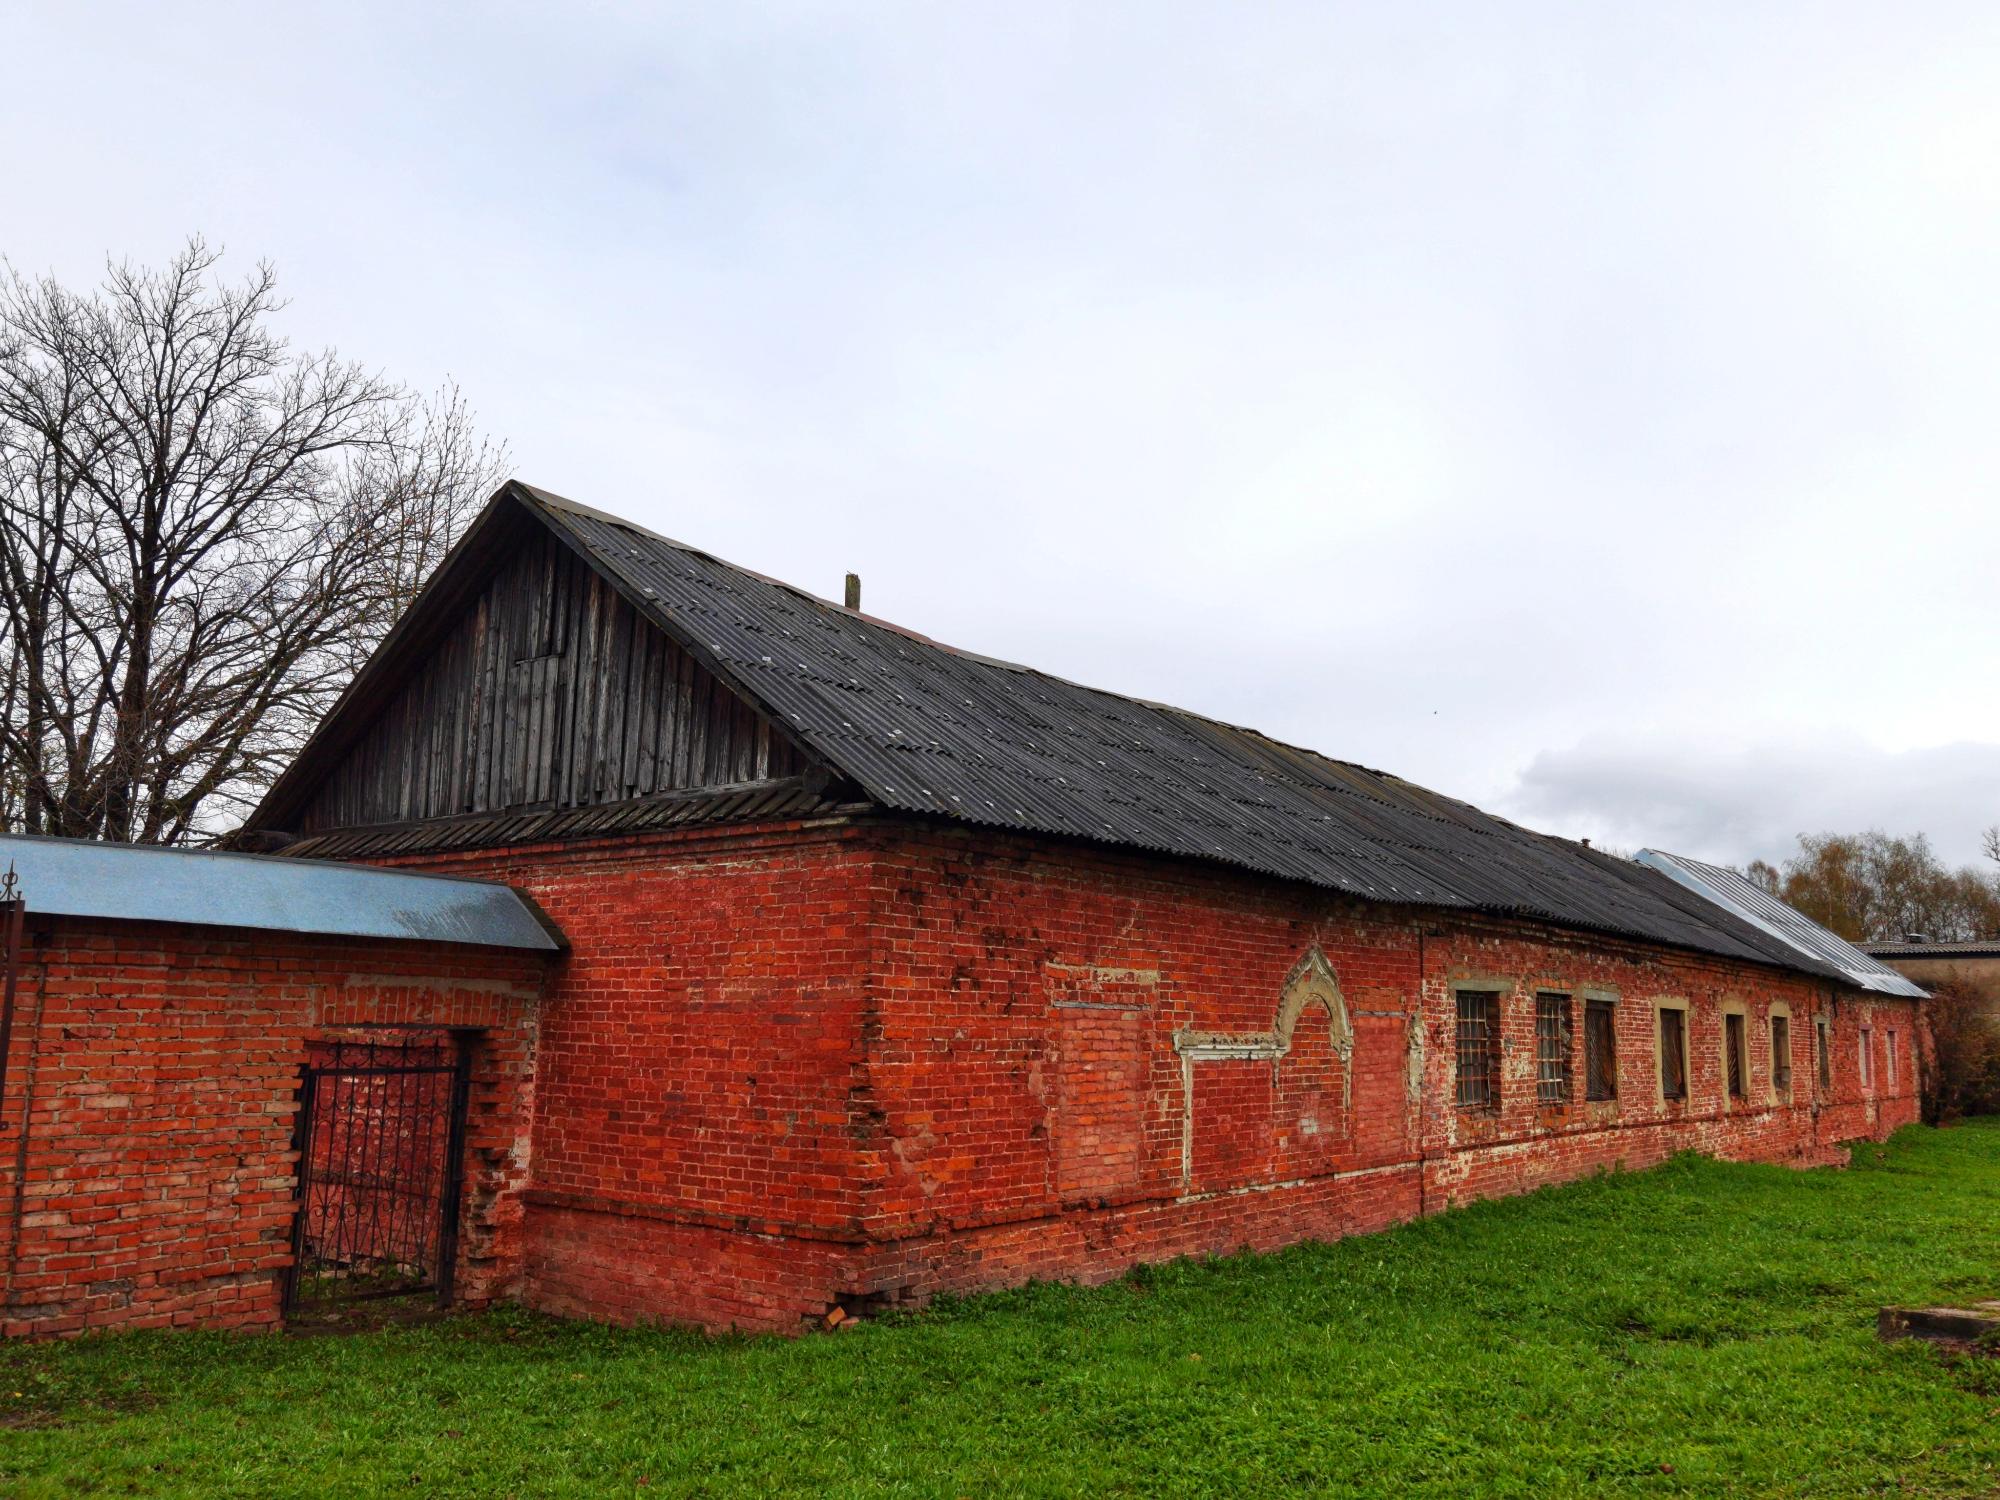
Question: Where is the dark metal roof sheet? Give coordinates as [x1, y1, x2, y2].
[0, 833, 562, 951]
[492, 485, 1859, 980]
[1636, 850, 1927, 998]
[280, 776, 847, 862]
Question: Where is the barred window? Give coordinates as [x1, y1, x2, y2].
[1816, 1016, 1831, 1091]
[1535, 993, 1572, 1105]
[1771, 1014, 1791, 1095]
[1659, 1007, 1688, 1101]
[1455, 990, 1500, 1111]
[1859, 1027, 1873, 1089]
[1886, 1030, 1898, 1087]
[1584, 999, 1617, 1102]
[1725, 1012, 1747, 1099]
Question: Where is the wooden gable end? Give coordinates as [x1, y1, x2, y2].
[293, 520, 810, 833]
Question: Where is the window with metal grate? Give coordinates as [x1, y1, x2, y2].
[1771, 1014, 1791, 1095]
[1659, 1007, 1688, 1101]
[1455, 990, 1500, 1111]
[1535, 993, 1572, 1105]
[1584, 999, 1617, 1101]
[1725, 1012, 1746, 1099]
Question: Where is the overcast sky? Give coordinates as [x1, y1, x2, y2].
[6, 3, 1998, 867]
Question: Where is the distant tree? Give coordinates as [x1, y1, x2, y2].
[1743, 859, 1783, 897]
[1773, 830, 2000, 944]
[0, 238, 504, 843]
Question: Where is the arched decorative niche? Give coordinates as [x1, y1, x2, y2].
[1273, 945, 1354, 1062]
[1275, 946, 1352, 1151]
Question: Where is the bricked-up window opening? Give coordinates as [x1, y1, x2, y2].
[1535, 993, 1573, 1104]
[1886, 1029, 1898, 1087]
[1659, 1007, 1688, 1101]
[1455, 990, 1501, 1111]
[1725, 1012, 1747, 1099]
[1859, 1027, 1873, 1089]
[1585, 999, 1618, 1101]
[1816, 1016, 1832, 1091]
[1771, 1014, 1791, 1095]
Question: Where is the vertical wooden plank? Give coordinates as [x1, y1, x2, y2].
[684, 663, 710, 789]
[572, 570, 604, 806]
[732, 694, 756, 783]
[633, 618, 660, 794]
[660, 645, 685, 788]
[620, 608, 646, 798]
[597, 594, 625, 800]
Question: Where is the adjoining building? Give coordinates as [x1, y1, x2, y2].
[1861, 936, 2000, 1000]
[0, 481, 1928, 1336]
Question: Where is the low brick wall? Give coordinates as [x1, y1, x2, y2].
[0, 919, 547, 1338]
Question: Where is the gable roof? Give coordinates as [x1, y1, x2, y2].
[252, 482, 1875, 984]
[1635, 850, 1927, 998]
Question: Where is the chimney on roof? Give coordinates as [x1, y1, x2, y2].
[844, 572, 861, 610]
[1904, 932, 1927, 945]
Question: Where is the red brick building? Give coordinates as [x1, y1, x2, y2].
[0, 482, 1928, 1336]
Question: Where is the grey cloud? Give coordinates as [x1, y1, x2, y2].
[1499, 737, 2000, 870]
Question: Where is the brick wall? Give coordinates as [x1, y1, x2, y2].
[382, 817, 881, 1326]
[0, 920, 546, 1338]
[366, 815, 1923, 1334]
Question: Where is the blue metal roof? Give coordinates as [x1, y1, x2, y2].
[0, 834, 561, 951]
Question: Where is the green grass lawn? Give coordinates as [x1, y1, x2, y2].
[5, 1123, 1999, 1499]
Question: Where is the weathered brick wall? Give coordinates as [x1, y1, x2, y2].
[844, 825, 1921, 1317]
[368, 815, 1921, 1335]
[0, 921, 545, 1338]
[372, 817, 880, 1328]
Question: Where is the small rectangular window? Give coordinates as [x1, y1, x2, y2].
[1771, 1014, 1791, 1095]
[1816, 1016, 1831, 1091]
[1859, 1027, 1873, 1089]
[1886, 1029, 1898, 1087]
[1725, 1012, 1747, 1099]
[1455, 990, 1500, 1112]
[1535, 993, 1573, 1104]
[1584, 999, 1618, 1102]
[1659, 1007, 1688, 1101]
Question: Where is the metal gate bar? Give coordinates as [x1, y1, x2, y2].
[283, 1030, 473, 1316]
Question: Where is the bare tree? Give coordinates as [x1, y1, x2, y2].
[0, 239, 504, 843]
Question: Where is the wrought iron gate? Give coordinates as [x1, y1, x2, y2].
[283, 1030, 472, 1316]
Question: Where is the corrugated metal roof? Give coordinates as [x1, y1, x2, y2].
[1635, 850, 1927, 997]
[281, 776, 847, 861]
[1860, 937, 2000, 960]
[0, 834, 562, 951]
[480, 485, 1863, 980]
